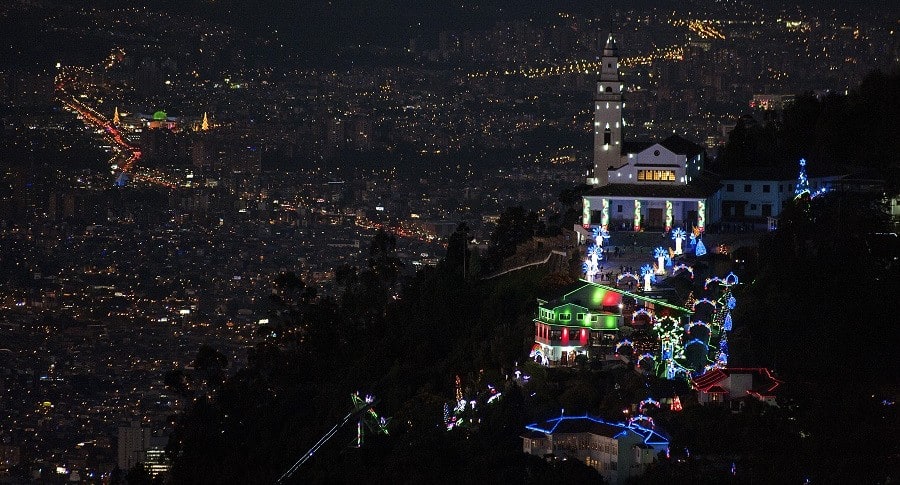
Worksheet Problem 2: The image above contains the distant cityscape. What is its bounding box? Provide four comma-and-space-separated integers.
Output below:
0, 0, 897, 483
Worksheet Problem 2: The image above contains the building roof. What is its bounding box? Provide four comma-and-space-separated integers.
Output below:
585, 180, 722, 199
691, 367, 783, 397
521, 429, 546, 440
622, 140, 655, 155
603, 33, 618, 57
525, 415, 669, 446
659, 135, 704, 158
538, 280, 692, 315
620, 135, 703, 159
691, 368, 727, 391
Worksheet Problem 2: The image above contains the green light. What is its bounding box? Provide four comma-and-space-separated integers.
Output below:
598, 314, 618, 329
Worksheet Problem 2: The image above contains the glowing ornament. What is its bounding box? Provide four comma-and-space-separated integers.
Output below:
695, 237, 707, 256
653, 247, 667, 275
640, 264, 655, 291
671, 227, 687, 255
582, 244, 602, 282
592, 225, 610, 247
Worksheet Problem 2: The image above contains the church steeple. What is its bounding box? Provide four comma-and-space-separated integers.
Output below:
602, 33, 618, 57
591, 33, 623, 186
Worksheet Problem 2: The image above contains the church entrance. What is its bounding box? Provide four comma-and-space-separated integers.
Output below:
648, 208, 664, 229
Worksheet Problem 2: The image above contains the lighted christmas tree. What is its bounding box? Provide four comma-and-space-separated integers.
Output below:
794, 158, 811, 198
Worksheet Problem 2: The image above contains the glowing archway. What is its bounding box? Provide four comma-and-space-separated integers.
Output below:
638, 398, 661, 413
628, 414, 655, 428
631, 308, 655, 326
615, 340, 634, 354
692, 298, 717, 312
672, 264, 694, 279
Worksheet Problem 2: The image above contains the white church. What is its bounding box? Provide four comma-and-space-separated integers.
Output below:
578, 34, 891, 236
579, 34, 720, 235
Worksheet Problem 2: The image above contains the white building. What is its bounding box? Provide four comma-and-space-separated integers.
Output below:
522, 415, 669, 485
581, 34, 718, 235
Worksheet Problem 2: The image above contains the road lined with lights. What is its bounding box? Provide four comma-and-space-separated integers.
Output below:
55, 68, 180, 188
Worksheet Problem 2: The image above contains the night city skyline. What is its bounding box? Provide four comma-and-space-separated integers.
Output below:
0, 0, 897, 483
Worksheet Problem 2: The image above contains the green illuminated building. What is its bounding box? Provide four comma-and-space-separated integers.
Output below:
531, 280, 693, 369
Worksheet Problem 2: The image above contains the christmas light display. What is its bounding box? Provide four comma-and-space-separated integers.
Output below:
592, 225, 611, 247
695, 237, 707, 256
671, 227, 687, 255
685, 321, 710, 334
582, 244, 602, 282
616, 272, 640, 286
653, 247, 667, 275
692, 298, 716, 311
705, 273, 739, 289
672, 264, 694, 278
615, 340, 634, 354
724, 272, 739, 286
529, 344, 549, 366
654, 316, 681, 334
671, 395, 682, 411
350, 392, 390, 448
684, 338, 708, 349
723, 312, 733, 331
697, 200, 706, 231
665, 201, 673, 231
628, 414, 655, 428
634, 200, 642, 231
276, 392, 390, 483
794, 158, 811, 198
601, 199, 610, 227
641, 264, 655, 291
638, 398, 661, 413
582, 197, 591, 226
632, 308, 655, 325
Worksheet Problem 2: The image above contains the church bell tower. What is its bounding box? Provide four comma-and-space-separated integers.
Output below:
590, 33, 623, 186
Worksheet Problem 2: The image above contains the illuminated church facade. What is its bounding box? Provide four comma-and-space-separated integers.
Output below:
581, 34, 719, 235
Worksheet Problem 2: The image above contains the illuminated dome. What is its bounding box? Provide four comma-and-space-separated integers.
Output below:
152, 110, 167, 121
